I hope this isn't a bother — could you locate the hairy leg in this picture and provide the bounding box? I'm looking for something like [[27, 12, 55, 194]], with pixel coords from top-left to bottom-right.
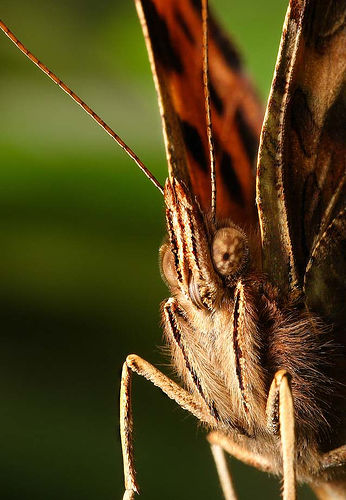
[[207, 431, 273, 473], [312, 480, 346, 500], [208, 370, 295, 500], [266, 370, 296, 500], [311, 445, 346, 500], [207, 430, 274, 500], [321, 445, 346, 471], [209, 441, 238, 500], [120, 354, 215, 499]]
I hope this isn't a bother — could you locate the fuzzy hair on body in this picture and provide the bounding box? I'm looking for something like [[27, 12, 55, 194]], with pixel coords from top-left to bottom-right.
[[161, 179, 342, 485]]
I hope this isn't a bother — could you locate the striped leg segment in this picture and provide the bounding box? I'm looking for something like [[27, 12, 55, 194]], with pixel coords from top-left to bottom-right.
[[120, 354, 214, 499]]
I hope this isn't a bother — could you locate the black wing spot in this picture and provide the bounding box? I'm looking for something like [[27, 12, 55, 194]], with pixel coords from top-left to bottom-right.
[[302, 172, 322, 265], [190, 0, 202, 17], [141, 0, 183, 73], [209, 78, 224, 115], [235, 107, 258, 166], [290, 87, 317, 157], [175, 9, 195, 44], [180, 120, 208, 172], [220, 151, 245, 205], [304, 0, 345, 52], [190, 0, 241, 70], [324, 88, 345, 144], [209, 17, 242, 71]]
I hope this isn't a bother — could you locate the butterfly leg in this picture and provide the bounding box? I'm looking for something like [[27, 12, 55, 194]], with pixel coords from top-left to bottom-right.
[[320, 444, 346, 471], [311, 445, 346, 500], [266, 370, 296, 500], [312, 479, 346, 500], [207, 431, 275, 500], [207, 431, 274, 473], [208, 370, 295, 499], [209, 439, 238, 500], [120, 354, 215, 499]]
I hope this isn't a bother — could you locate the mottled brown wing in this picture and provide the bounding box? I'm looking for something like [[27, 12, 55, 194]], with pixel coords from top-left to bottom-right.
[[135, 0, 263, 227], [257, 0, 346, 312]]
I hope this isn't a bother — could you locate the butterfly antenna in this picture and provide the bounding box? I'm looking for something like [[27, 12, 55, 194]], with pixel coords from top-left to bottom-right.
[[0, 20, 164, 195], [202, 0, 216, 223]]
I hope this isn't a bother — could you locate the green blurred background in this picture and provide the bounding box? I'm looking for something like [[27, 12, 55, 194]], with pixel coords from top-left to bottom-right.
[[0, 1, 314, 498]]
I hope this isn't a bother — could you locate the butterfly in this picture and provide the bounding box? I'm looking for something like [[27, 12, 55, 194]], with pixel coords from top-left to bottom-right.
[[0, 0, 345, 499]]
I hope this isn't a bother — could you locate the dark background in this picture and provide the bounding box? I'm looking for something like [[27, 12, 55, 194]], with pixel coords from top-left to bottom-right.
[[0, 1, 314, 498]]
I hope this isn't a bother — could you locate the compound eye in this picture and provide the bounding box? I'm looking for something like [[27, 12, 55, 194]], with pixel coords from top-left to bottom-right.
[[212, 227, 249, 278]]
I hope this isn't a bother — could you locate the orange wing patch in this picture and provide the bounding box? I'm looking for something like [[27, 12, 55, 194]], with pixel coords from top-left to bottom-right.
[[136, 0, 263, 227]]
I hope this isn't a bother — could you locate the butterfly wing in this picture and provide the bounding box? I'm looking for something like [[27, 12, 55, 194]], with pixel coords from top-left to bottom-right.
[[135, 0, 263, 226], [257, 0, 346, 318]]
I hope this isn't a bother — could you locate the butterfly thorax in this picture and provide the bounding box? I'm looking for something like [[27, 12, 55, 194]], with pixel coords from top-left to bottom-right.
[[160, 178, 337, 479]]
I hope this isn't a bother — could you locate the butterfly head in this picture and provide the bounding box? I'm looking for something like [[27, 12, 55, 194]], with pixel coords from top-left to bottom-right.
[[160, 178, 263, 433], [160, 178, 250, 311]]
